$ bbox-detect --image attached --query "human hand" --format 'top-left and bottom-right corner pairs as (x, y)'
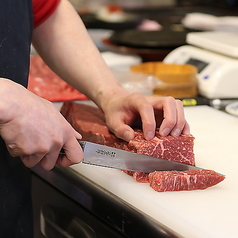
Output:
(101, 93), (190, 142)
(0, 79), (83, 170)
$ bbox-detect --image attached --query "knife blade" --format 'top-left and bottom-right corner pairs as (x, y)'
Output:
(74, 140), (203, 173)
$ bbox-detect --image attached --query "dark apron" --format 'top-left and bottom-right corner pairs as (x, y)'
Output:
(0, 0), (33, 237)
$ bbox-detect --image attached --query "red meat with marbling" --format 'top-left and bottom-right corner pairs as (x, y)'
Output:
(149, 170), (225, 192)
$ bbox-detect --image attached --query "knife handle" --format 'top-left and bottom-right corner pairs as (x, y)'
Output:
(77, 140), (86, 151)
(60, 140), (86, 154)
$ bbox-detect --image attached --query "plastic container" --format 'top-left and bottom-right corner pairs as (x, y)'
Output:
(130, 62), (198, 98)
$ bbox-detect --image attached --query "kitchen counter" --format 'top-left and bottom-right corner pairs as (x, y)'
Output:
(32, 106), (238, 238)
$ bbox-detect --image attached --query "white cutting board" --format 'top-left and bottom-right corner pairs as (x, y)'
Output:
(70, 106), (238, 238)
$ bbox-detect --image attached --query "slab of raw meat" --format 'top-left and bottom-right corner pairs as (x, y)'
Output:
(28, 55), (88, 102)
(60, 102), (122, 145)
(149, 170), (225, 192)
(61, 102), (225, 191)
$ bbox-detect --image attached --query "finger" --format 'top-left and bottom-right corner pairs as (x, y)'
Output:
(157, 97), (178, 136)
(138, 103), (156, 140)
(57, 137), (83, 167)
(120, 95), (156, 141)
(182, 120), (191, 135)
(38, 152), (59, 170)
(21, 154), (44, 168)
(110, 124), (135, 142)
(109, 108), (156, 142)
(170, 100), (187, 136)
(158, 99), (188, 137)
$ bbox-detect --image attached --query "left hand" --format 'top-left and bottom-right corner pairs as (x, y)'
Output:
(101, 93), (190, 142)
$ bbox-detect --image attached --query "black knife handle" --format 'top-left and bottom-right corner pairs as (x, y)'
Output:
(77, 140), (86, 151)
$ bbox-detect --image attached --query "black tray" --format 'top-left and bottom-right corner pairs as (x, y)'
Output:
(80, 13), (142, 30)
(109, 29), (188, 49)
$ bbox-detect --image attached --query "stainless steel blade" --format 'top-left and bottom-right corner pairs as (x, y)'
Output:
(78, 141), (202, 173)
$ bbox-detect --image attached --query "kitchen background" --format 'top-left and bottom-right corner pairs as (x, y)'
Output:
(67, 0), (238, 54)
(69, 0), (238, 8)
(32, 1), (238, 238)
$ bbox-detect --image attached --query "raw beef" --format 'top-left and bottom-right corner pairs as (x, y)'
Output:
(61, 102), (225, 191)
(149, 170), (225, 192)
(60, 102), (122, 145)
(61, 102), (195, 165)
(123, 131), (195, 166)
(28, 55), (88, 102)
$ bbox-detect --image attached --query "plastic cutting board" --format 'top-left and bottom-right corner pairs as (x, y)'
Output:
(70, 106), (238, 238)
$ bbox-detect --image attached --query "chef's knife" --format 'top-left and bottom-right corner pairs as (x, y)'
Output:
(66, 140), (203, 173)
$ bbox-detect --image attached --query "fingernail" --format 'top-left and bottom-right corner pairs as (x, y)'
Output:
(146, 131), (154, 140)
(124, 131), (133, 141)
(172, 129), (181, 137)
(160, 128), (170, 136)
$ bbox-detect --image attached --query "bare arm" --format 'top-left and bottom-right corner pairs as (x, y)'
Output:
(32, 0), (124, 109)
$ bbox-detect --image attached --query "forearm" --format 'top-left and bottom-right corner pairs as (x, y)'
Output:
(32, 0), (127, 110)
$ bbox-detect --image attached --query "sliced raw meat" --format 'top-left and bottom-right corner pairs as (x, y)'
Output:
(60, 102), (225, 191)
(149, 170), (225, 192)
(133, 172), (150, 183)
(28, 55), (88, 102)
(122, 170), (150, 183)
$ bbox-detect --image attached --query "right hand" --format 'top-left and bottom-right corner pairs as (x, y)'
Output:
(0, 78), (83, 170)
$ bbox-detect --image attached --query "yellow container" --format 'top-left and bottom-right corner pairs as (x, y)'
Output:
(130, 62), (198, 98)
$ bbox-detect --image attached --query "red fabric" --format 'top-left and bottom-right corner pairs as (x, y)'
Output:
(32, 0), (60, 27)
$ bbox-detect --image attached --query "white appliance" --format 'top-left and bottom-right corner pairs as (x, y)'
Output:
(163, 31), (238, 99)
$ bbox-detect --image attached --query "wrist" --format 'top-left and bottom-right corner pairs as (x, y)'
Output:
(0, 78), (24, 124)
(94, 84), (129, 112)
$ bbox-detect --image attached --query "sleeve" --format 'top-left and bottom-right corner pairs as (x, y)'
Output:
(32, 0), (61, 28)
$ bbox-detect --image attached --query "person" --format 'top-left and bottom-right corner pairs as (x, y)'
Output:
(0, 0), (190, 237)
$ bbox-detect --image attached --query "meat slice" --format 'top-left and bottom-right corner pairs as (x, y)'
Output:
(61, 102), (225, 191)
(28, 55), (88, 102)
(122, 170), (150, 183)
(149, 170), (225, 192)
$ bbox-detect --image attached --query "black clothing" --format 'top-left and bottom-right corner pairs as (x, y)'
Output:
(0, 0), (33, 237)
